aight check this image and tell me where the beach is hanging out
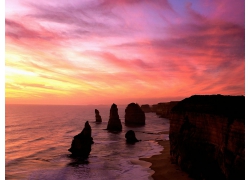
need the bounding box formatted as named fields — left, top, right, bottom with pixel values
left=140, top=136, right=193, bottom=180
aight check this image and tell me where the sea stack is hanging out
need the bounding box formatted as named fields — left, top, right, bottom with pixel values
left=95, top=109, right=102, bottom=122
left=68, top=121, right=94, bottom=158
left=125, top=103, right=145, bottom=126
left=140, top=104, right=151, bottom=113
left=107, top=103, right=122, bottom=131
left=125, top=130, right=140, bottom=144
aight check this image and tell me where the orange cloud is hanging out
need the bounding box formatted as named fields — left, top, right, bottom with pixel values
left=5, top=0, right=245, bottom=105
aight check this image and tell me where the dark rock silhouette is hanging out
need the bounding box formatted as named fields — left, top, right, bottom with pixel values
left=169, top=95, right=245, bottom=180
left=151, top=101, right=179, bottom=118
left=140, top=104, right=151, bottom=113
left=125, top=130, right=140, bottom=144
left=95, top=109, right=102, bottom=122
left=107, top=103, right=122, bottom=131
left=68, top=121, right=94, bottom=158
left=125, top=103, right=145, bottom=125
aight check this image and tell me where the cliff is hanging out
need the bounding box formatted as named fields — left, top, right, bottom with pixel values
left=169, top=95, right=245, bottom=180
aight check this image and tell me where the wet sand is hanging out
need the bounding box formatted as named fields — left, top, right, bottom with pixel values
left=140, top=140, right=193, bottom=180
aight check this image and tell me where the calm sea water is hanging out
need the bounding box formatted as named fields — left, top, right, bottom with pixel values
left=5, top=104, right=169, bottom=180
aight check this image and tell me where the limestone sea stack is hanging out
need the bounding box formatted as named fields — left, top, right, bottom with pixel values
left=140, top=104, right=151, bottom=113
left=95, top=109, right=102, bottom=122
left=68, top=121, right=94, bottom=158
left=125, top=130, right=140, bottom=144
left=125, top=103, right=145, bottom=125
left=107, top=103, right=122, bottom=131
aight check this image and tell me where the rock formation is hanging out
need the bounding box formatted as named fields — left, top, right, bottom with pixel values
left=95, top=109, right=102, bottom=122
left=107, top=103, right=122, bottom=131
left=140, top=104, right=151, bottom=113
left=151, top=101, right=179, bottom=118
left=68, top=121, right=94, bottom=158
left=125, top=103, right=145, bottom=125
left=125, top=130, right=140, bottom=144
left=169, top=95, right=245, bottom=180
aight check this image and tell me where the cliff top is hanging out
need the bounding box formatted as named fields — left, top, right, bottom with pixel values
left=172, top=95, right=245, bottom=120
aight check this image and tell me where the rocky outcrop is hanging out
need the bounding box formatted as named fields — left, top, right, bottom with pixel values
left=95, top=109, right=102, bottom=122
left=169, top=95, right=245, bottom=180
left=140, top=104, right=151, bottom=113
left=68, top=121, right=94, bottom=158
left=125, top=103, right=145, bottom=125
left=125, top=130, right=140, bottom=144
left=151, top=101, right=179, bottom=118
left=107, top=103, right=122, bottom=131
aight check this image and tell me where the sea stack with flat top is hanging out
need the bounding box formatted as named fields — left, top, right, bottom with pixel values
left=107, top=103, right=122, bottom=131
left=68, top=121, right=94, bottom=158
left=95, top=109, right=102, bottom=122
left=125, top=103, right=145, bottom=126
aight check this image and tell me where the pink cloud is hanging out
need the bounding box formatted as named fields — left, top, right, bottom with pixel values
left=5, top=0, right=245, bottom=104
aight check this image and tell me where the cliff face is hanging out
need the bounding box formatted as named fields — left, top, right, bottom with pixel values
left=169, top=95, right=245, bottom=180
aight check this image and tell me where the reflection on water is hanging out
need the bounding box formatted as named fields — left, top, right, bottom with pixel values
left=6, top=104, right=169, bottom=180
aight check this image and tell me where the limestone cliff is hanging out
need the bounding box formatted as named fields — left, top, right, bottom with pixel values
left=169, top=95, right=245, bottom=180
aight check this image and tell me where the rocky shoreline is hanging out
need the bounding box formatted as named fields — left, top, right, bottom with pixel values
left=142, top=95, right=245, bottom=180
left=140, top=139, right=193, bottom=180
left=68, top=94, right=245, bottom=179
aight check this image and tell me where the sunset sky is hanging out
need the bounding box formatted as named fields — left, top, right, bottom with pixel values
left=5, top=0, right=245, bottom=105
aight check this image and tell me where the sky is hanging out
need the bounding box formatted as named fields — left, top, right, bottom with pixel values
left=5, top=0, right=245, bottom=105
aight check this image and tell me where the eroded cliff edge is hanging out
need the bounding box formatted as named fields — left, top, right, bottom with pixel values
left=169, top=95, right=245, bottom=180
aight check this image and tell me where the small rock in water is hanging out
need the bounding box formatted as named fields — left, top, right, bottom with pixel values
left=125, top=130, right=140, bottom=144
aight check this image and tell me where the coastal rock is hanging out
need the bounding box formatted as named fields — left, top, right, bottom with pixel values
left=125, top=130, right=140, bottom=144
left=169, top=95, right=245, bottom=180
left=151, top=101, right=179, bottom=118
left=140, top=104, right=151, bottom=113
left=107, top=103, right=122, bottom=131
left=68, top=121, right=94, bottom=158
left=95, top=109, right=102, bottom=122
left=125, top=103, right=145, bottom=125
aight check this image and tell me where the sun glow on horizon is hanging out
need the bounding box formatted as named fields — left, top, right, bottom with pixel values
left=5, top=0, right=245, bottom=105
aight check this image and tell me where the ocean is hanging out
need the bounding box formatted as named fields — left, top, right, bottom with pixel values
left=5, top=104, right=170, bottom=180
